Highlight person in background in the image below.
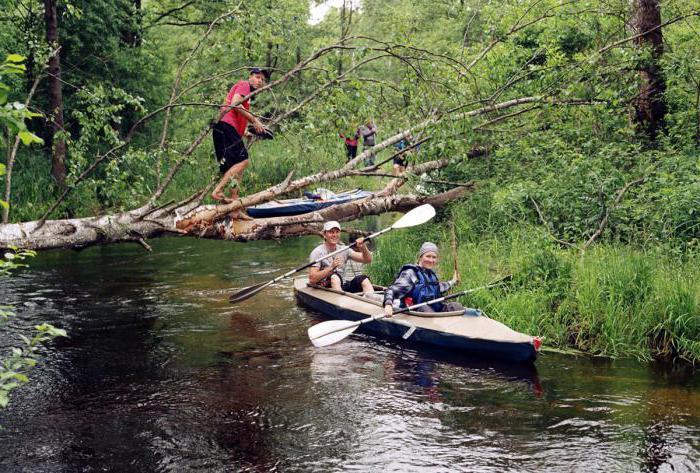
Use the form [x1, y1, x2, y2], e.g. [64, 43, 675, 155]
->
[211, 67, 270, 218]
[339, 129, 359, 162]
[308, 220, 375, 295]
[392, 131, 413, 175]
[357, 119, 378, 166]
[383, 242, 462, 317]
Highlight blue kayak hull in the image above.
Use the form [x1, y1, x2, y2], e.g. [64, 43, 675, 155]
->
[247, 190, 372, 218]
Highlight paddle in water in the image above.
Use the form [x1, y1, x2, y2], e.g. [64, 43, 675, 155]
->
[307, 276, 512, 347]
[229, 203, 437, 304]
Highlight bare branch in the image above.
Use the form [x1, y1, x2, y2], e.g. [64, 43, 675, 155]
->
[147, 0, 198, 28]
[581, 177, 645, 252]
[3, 73, 43, 223]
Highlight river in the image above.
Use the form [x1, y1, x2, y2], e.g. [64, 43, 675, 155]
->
[0, 237, 698, 472]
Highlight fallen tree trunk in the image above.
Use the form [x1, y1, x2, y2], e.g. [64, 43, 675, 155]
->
[0, 189, 467, 251]
[177, 96, 543, 228]
[203, 187, 470, 241]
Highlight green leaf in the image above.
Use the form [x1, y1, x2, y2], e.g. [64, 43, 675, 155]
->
[18, 130, 42, 145]
[6, 54, 25, 63]
[11, 373, 29, 382]
[35, 323, 67, 338]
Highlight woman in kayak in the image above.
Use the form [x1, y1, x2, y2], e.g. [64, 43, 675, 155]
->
[383, 242, 462, 317]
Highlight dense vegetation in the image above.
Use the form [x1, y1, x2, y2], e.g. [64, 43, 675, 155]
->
[1, 0, 699, 362]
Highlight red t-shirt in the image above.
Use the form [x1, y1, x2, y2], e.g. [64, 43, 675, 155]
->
[340, 133, 358, 146]
[220, 80, 251, 136]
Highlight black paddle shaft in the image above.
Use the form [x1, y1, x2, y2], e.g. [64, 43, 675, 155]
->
[391, 277, 510, 315]
[267, 226, 391, 285]
[229, 227, 393, 303]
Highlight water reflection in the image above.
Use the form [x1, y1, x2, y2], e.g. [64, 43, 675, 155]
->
[0, 237, 698, 472]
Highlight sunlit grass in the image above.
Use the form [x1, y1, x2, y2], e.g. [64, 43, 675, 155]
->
[368, 217, 700, 362]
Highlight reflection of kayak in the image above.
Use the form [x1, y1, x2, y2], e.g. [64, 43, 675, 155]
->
[247, 189, 371, 218]
[294, 277, 539, 364]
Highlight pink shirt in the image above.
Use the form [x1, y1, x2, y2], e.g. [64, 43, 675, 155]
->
[220, 80, 251, 136]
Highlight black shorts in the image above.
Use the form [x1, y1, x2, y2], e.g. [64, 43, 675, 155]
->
[325, 273, 369, 293]
[340, 274, 369, 293]
[346, 145, 357, 159]
[213, 121, 248, 174]
[393, 157, 407, 167]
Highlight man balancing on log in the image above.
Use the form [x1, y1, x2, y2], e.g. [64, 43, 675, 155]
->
[211, 67, 273, 219]
[308, 221, 376, 296]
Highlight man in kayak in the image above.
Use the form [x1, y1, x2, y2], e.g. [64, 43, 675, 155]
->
[382, 242, 462, 317]
[211, 67, 270, 219]
[308, 221, 375, 295]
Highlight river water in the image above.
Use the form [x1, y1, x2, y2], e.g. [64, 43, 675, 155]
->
[0, 237, 698, 472]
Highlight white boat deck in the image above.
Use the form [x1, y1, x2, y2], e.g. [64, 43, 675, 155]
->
[294, 277, 535, 344]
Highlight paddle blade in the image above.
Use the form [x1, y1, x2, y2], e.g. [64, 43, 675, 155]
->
[391, 204, 436, 229]
[308, 320, 361, 347]
[229, 281, 271, 304]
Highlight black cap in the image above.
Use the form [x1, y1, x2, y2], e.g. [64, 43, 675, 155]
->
[250, 67, 270, 80]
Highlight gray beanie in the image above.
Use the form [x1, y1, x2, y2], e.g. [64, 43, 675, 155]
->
[418, 241, 439, 259]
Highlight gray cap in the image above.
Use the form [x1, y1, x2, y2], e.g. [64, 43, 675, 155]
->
[418, 241, 439, 258]
[323, 221, 341, 232]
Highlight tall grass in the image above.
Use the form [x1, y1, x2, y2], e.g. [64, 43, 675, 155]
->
[368, 217, 700, 363]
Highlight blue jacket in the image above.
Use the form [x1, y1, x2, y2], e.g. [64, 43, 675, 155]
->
[383, 264, 453, 311]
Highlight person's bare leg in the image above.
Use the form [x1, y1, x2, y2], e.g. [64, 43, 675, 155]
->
[213, 160, 249, 201]
[361, 278, 374, 295]
[330, 274, 342, 291]
[212, 165, 241, 202]
[227, 161, 254, 220]
[228, 185, 254, 220]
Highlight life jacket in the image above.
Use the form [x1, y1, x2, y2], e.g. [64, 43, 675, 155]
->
[398, 264, 444, 311]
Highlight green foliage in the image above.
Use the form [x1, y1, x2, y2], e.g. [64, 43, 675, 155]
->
[64, 84, 147, 211]
[1, 250, 67, 410]
[0, 246, 36, 276]
[369, 209, 700, 362]
[0, 55, 42, 147]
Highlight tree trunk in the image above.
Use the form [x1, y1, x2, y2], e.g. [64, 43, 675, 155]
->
[631, 0, 666, 140]
[338, 1, 351, 75]
[0, 191, 465, 251]
[122, 0, 143, 47]
[44, 0, 67, 188]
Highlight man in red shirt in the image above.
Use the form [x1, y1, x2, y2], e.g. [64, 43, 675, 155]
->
[211, 67, 269, 216]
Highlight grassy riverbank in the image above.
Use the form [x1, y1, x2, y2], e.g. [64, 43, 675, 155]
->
[368, 220, 700, 363]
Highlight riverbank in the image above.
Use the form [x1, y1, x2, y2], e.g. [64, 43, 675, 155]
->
[369, 224, 700, 363]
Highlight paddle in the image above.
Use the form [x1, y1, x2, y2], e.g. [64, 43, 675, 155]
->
[229, 203, 437, 304]
[307, 276, 512, 347]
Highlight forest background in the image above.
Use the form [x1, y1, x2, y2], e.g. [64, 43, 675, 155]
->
[1, 0, 699, 364]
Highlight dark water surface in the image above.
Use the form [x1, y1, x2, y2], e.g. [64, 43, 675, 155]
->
[0, 237, 698, 472]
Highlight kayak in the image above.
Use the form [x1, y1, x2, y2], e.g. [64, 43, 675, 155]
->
[246, 189, 371, 218]
[294, 278, 540, 364]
